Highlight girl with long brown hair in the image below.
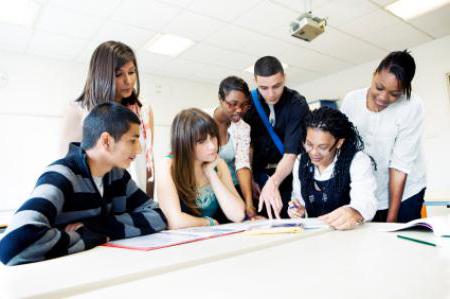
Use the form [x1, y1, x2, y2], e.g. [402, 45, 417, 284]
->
[59, 40, 155, 197]
[157, 108, 245, 229]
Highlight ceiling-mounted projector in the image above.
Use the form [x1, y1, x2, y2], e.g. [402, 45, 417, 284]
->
[290, 12, 326, 42]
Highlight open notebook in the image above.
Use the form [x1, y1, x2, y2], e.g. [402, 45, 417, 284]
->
[381, 216, 450, 237]
[106, 218, 329, 251]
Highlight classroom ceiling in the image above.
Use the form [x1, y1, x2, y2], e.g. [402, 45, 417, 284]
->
[1, 0, 450, 86]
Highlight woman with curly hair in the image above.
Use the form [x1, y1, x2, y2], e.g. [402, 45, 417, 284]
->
[289, 107, 377, 230]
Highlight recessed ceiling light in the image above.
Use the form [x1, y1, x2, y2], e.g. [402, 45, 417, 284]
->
[0, 0, 41, 27]
[386, 0, 450, 20]
[144, 33, 194, 57]
[244, 62, 289, 74]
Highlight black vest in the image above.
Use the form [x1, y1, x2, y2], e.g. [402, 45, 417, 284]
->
[299, 155, 351, 217]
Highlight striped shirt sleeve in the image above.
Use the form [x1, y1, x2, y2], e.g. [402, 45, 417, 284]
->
[82, 171, 167, 240]
[0, 170, 106, 266]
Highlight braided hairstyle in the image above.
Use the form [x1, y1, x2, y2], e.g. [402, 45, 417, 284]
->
[299, 106, 371, 198]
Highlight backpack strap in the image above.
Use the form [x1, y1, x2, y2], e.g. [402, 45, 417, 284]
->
[251, 89, 285, 155]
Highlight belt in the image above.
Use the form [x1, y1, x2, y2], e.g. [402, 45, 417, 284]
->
[265, 163, 278, 170]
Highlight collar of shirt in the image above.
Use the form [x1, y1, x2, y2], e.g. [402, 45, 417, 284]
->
[313, 154, 338, 181]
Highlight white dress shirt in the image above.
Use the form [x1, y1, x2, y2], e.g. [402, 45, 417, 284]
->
[341, 88, 427, 210]
[292, 151, 378, 221]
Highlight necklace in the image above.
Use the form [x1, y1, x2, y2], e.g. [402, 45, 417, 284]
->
[314, 180, 330, 203]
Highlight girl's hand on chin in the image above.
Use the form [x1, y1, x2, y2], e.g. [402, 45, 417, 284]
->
[202, 155, 219, 177]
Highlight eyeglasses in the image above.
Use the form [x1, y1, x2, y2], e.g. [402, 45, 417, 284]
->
[303, 139, 338, 155]
[223, 100, 251, 111]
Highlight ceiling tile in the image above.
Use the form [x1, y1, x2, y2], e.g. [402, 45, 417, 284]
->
[265, 0, 334, 11]
[28, 31, 88, 60]
[47, 0, 121, 18]
[279, 43, 351, 73]
[315, 0, 379, 27]
[93, 21, 157, 49]
[234, 0, 298, 34]
[0, 24, 33, 53]
[188, 0, 262, 22]
[110, 0, 182, 31]
[360, 22, 433, 51]
[338, 8, 402, 35]
[158, 0, 194, 8]
[408, 4, 450, 38]
[179, 43, 255, 69]
[162, 10, 227, 41]
[369, 0, 396, 6]
[35, 4, 103, 39]
[300, 27, 387, 64]
[205, 25, 288, 58]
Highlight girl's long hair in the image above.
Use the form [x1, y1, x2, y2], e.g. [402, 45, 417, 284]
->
[170, 108, 220, 215]
[76, 40, 141, 110]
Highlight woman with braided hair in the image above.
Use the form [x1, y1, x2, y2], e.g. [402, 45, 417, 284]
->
[288, 107, 377, 230]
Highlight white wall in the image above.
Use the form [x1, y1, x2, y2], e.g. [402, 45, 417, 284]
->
[0, 51, 217, 211]
[296, 34, 450, 201]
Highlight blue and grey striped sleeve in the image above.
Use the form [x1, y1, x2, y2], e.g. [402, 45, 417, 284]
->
[83, 171, 166, 240]
[0, 170, 106, 266]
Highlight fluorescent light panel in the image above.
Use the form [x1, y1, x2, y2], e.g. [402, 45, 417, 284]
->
[144, 33, 194, 57]
[244, 62, 289, 73]
[0, 0, 40, 27]
[386, 0, 450, 20]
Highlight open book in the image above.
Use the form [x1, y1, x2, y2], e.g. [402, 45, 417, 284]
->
[106, 225, 244, 251]
[381, 216, 450, 237]
[105, 218, 329, 251]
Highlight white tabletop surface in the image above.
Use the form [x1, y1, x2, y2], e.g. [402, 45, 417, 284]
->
[0, 223, 329, 298]
[67, 223, 450, 299]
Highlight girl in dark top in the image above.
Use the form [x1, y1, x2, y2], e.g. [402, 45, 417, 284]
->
[289, 107, 377, 230]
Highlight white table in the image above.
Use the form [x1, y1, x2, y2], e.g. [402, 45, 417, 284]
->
[0, 225, 328, 298]
[67, 223, 450, 299]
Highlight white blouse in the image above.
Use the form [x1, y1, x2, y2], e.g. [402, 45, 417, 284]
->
[341, 88, 426, 210]
[292, 151, 377, 221]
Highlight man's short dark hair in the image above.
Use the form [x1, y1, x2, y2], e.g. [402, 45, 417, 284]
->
[254, 56, 284, 77]
[81, 102, 141, 150]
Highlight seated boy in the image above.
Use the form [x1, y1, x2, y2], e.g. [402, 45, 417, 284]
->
[0, 103, 167, 266]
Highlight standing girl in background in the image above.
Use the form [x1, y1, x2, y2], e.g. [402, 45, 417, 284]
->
[60, 41, 155, 196]
[341, 50, 426, 223]
[208, 76, 257, 219]
[157, 108, 245, 229]
[289, 107, 377, 230]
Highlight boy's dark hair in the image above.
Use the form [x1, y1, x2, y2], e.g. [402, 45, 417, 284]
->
[81, 102, 141, 150]
[375, 50, 416, 99]
[254, 56, 284, 77]
[218, 76, 250, 101]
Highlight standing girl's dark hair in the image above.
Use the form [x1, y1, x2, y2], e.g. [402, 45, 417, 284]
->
[374, 50, 416, 99]
[218, 76, 251, 101]
[299, 107, 371, 199]
[170, 108, 220, 215]
[77, 40, 141, 110]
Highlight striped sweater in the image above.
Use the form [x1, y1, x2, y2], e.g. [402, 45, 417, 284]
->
[0, 143, 167, 266]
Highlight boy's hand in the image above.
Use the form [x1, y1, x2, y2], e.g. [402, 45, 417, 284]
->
[64, 222, 84, 232]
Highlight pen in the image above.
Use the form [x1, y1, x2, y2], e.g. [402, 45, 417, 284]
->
[397, 234, 436, 247]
